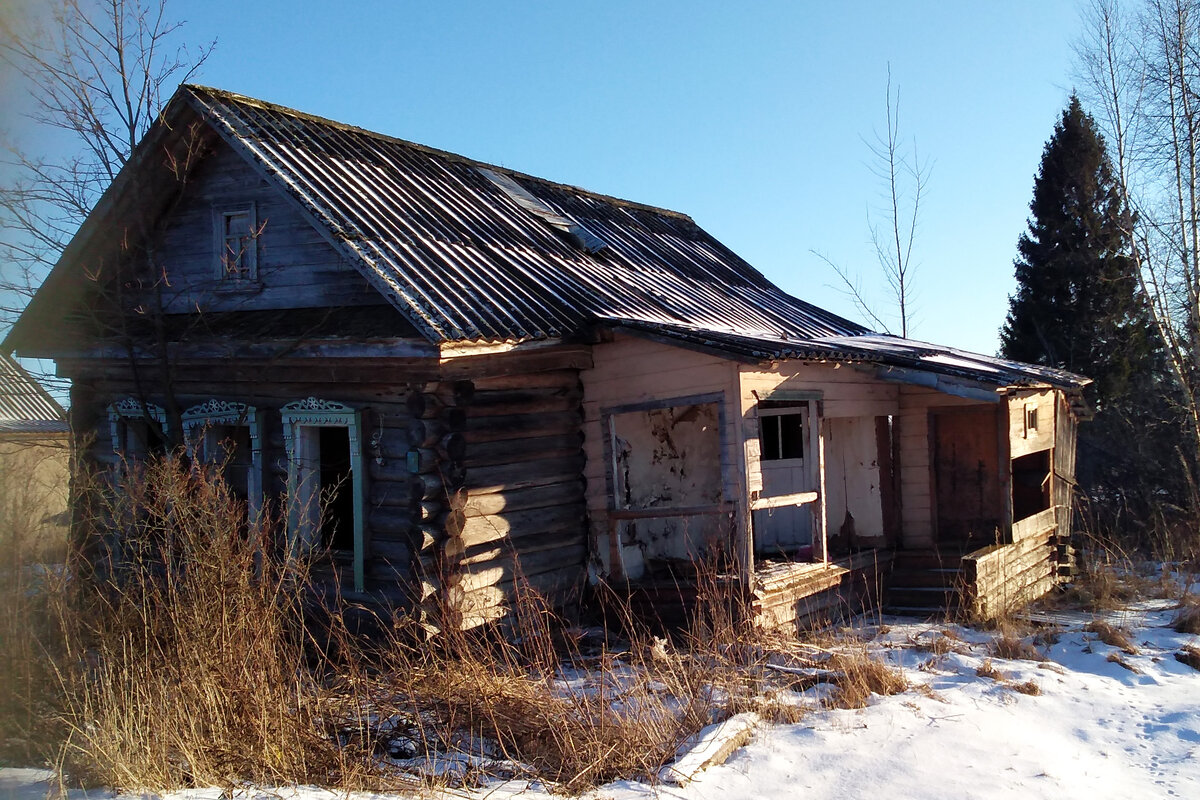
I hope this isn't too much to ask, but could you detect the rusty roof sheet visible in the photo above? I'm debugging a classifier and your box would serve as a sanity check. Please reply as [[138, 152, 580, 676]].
[[0, 353, 68, 433], [183, 86, 870, 345]]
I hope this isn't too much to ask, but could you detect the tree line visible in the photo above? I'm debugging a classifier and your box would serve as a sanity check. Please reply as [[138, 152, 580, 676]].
[[1003, 0, 1200, 551]]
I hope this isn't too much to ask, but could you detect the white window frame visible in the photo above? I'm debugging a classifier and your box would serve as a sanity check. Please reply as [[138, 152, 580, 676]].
[[758, 406, 809, 466], [213, 202, 259, 281], [280, 397, 367, 592], [182, 400, 265, 520]]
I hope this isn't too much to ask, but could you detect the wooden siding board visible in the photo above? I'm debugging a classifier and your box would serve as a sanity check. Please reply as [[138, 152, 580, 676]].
[[154, 142, 386, 315]]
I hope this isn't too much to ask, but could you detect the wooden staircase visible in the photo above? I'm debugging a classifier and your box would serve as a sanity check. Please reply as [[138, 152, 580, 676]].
[[884, 549, 968, 617]]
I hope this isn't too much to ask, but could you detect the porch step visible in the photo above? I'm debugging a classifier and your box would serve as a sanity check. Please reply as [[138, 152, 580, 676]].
[[884, 549, 968, 616]]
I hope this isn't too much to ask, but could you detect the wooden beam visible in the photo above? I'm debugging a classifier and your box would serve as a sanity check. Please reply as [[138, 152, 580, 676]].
[[749, 491, 818, 511]]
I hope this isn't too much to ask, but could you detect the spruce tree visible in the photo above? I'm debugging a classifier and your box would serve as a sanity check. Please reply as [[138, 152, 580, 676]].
[[1002, 95, 1166, 529]]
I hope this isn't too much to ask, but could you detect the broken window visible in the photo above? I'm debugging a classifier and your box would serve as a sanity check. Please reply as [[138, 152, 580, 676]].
[[214, 203, 258, 281], [1011, 449, 1051, 521], [182, 401, 265, 519], [108, 398, 168, 459]]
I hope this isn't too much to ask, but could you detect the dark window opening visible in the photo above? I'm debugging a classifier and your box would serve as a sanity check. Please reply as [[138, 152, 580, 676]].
[[1011, 449, 1051, 521], [319, 426, 354, 551], [760, 413, 805, 461], [208, 425, 253, 504]]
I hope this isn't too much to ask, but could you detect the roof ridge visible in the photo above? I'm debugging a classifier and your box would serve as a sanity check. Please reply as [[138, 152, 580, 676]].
[[183, 84, 697, 222]]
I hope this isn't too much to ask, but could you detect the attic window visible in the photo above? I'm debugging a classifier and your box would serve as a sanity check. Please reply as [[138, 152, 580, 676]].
[[477, 167, 607, 253], [214, 204, 259, 281]]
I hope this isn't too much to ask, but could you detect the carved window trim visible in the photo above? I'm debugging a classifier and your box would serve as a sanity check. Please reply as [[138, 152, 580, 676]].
[[107, 398, 167, 457], [182, 400, 266, 520], [280, 397, 367, 592]]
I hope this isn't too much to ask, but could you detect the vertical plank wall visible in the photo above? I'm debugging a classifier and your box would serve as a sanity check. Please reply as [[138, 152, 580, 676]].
[[580, 335, 740, 579], [738, 362, 900, 554], [896, 386, 993, 549]]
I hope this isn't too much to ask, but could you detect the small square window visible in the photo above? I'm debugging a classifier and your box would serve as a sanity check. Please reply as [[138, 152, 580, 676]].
[[214, 204, 258, 281], [1024, 404, 1039, 438], [760, 411, 806, 461]]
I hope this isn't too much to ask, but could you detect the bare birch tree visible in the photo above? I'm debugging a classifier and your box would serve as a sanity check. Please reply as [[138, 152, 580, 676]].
[[0, 0, 213, 330], [0, 0, 213, 441], [817, 68, 929, 338], [1077, 0, 1200, 515]]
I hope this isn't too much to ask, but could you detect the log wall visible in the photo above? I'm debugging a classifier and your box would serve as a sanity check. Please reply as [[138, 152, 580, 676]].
[[66, 346, 593, 632], [73, 358, 425, 609], [962, 506, 1061, 619]]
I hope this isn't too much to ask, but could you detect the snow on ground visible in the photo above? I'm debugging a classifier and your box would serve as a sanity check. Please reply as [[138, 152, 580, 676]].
[[3, 601, 1198, 800]]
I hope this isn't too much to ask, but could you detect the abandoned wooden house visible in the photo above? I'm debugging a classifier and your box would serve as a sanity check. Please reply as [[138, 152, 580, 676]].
[[3, 85, 1089, 629]]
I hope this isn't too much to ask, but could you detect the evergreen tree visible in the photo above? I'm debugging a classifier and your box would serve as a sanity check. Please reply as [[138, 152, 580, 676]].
[[1002, 95, 1168, 531]]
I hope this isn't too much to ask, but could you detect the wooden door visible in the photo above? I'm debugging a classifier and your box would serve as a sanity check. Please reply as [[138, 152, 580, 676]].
[[753, 406, 813, 556], [933, 406, 1002, 550]]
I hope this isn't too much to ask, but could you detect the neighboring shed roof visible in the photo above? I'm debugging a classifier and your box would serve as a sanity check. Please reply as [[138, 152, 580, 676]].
[[0, 353, 68, 436]]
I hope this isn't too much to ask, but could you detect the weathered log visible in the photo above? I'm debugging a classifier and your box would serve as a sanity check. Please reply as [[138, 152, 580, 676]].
[[457, 503, 586, 547], [447, 524, 585, 565], [470, 370, 581, 392], [465, 455, 585, 494], [438, 432, 467, 462], [407, 417, 443, 447], [367, 507, 418, 538], [411, 470, 466, 499], [462, 480, 583, 517], [464, 432, 583, 468], [369, 482, 420, 510], [406, 447, 440, 475], [406, 391, 442, 420], [465, 394, 580, 418], [462, 409, 581, 441]]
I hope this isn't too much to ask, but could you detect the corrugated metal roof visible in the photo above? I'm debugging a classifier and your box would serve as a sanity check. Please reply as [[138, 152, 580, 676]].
[[0, 353, 68, 433], [610, 321, 1090, 391], [183, 86, 870, 345], [6, 85, 1090, 394]]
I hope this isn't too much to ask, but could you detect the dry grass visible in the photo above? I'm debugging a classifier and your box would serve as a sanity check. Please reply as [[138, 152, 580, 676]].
[[990, 634, 1045, 662], [975, 659, 1007, 681], [3, 453, 935, 793], [1175, 646, 1200, 671], [54, 456, 383, 789], [1084, 620, 1139, 654], [1008, 679, 1041, 696], [1173, 600, 1200, 634], [825, 647, 908, 709]]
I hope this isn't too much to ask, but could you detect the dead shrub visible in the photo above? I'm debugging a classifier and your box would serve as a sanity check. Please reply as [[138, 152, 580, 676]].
[[976, 659, 1006, 681], [1175, 646, 1200, 671], [990, 634, 1045, 662], [1085, 620, 1139, 654], [1008, 679, 1041, 696], [825, 648, 908, 709], [1173, 601, 1200, 634], [54, 455, 382, 790]]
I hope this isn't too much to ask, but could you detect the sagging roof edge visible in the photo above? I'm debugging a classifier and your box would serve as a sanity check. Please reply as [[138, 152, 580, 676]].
[[605, 321, 1091, 396]]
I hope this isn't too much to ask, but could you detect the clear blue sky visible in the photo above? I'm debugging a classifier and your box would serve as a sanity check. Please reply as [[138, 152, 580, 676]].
[[4, 0, 1087, 356]]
